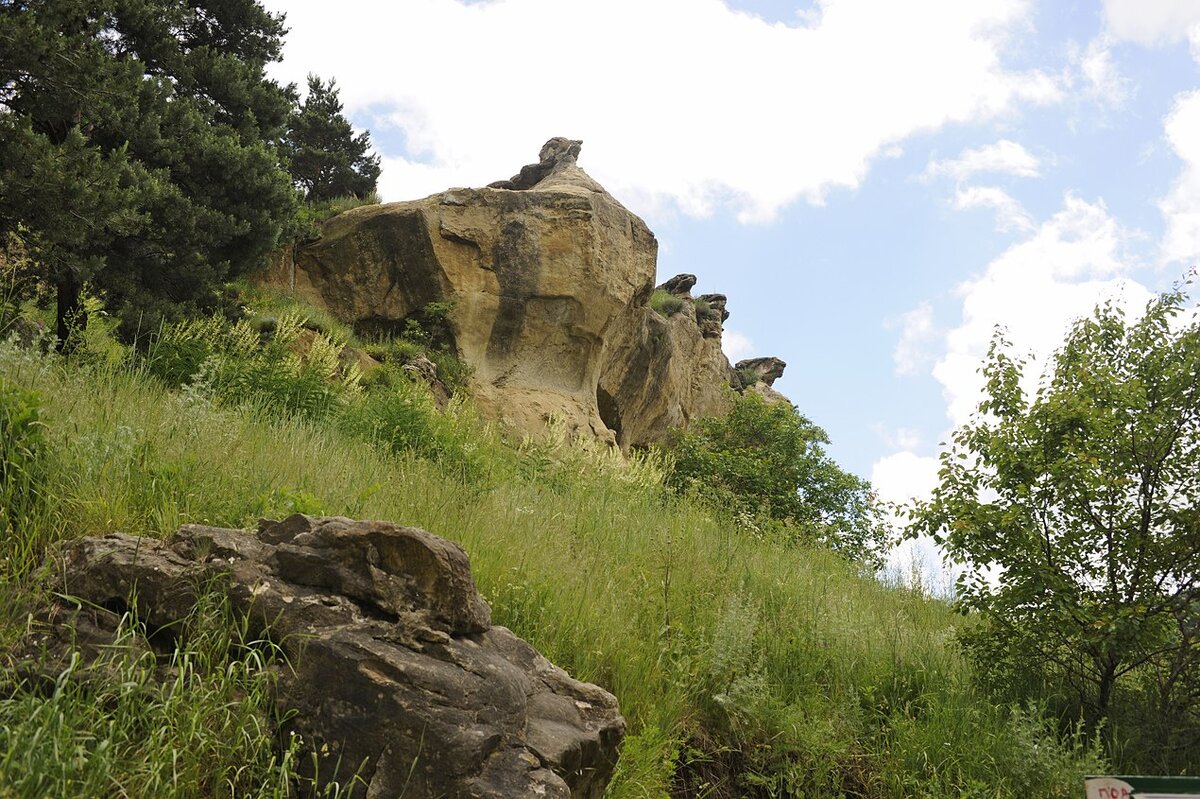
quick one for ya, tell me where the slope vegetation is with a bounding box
[0,302,1101,798]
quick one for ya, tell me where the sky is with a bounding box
[262,0,1200,577]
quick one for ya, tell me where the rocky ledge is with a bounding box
[17,516,624,798]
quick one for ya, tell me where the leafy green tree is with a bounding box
[909,288,1200,767]
[666,392,888,568]
[285,75,381,203]
[0,0,297,347]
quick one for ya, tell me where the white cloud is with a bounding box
[892,302,937,376]
[1070,36,1131,108]
[1102,0,1200,47]
[953,185,1035,232]
[924,139,1042,182]
[872,450,940,506]
[265,0,1059,223]
[932,194,1153,427]
[871,451,949,591]
[1160,90,1200,265]
[722,329,756,362]
[873,425,923,451]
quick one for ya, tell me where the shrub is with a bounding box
[289,191,382,242]
[663,392,888,568]
[735,365,759,388]
[361,337,424,366]
[337,370,488,482]
[650,289,686,317]
[234,283,356,343]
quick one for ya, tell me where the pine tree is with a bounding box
[0,0,298,347]
[286,75,381,203]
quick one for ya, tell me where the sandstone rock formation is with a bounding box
[20,516,625,799]
[736,357,792,406]
[657,273,697,295]
[487,137,588,191]
[736,356,787,387]
[695,293,729,339]
[257,139,789,448]
[258,138,656,445]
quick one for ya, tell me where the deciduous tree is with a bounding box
[909,288,1200,769]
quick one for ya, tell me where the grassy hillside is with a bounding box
[0,300,1103,798]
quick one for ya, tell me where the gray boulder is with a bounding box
[21,516,625,799]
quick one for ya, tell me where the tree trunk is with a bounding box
[1092,659,1118,734]
[55,271,86,353]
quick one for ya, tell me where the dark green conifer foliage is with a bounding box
[285,75,381,202]
[0,0,297,347]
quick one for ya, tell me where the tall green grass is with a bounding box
[0,588,356,798]
[0,332,1105,797]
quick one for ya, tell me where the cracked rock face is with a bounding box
[24,516,625,799]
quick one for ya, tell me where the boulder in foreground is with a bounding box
[20,515,625,799]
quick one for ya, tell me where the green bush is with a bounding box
[289,192,381,243]
[650,289,687,317]
[735,365,760,388]
[361,337,424,366]
[234,282,356,344]
[663,392,889,568]
[359,335,472,397]
[337,371,488,482]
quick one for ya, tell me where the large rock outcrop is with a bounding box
[19,516,625,799]
[258,139,787,448]
[262,139,654,445]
